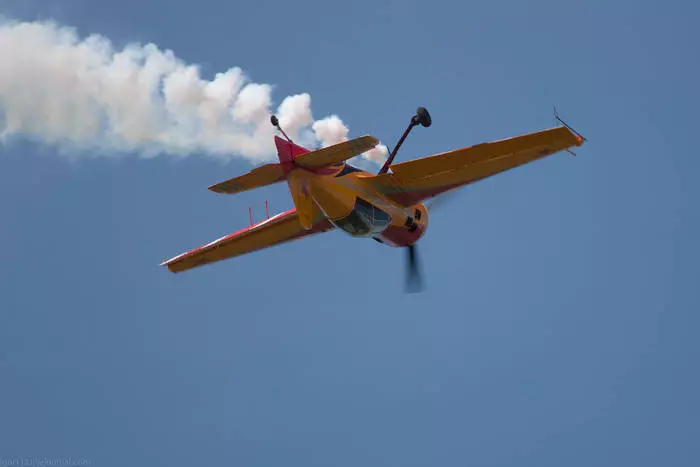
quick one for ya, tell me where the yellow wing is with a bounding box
[366,126,584,207]
[161,207,333,273]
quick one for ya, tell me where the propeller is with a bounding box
[405,244,423,293]
[403,190,460,293]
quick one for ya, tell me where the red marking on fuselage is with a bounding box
[303,164,344,176]
[275,136,309,175]
[375,223,427,247]
[274,137,347,177]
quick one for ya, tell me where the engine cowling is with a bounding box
[374,204,428,247]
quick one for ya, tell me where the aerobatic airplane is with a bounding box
[161,107,585,291]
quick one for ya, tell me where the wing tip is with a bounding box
[159,260,175,273]
[207,183,231,194]
[160,262,185,274]
[160,253,186,272]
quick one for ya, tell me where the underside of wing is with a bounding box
[366,126,583,207]
[208,163,286,194]
[161,207,333,273]
[294,136,379,167]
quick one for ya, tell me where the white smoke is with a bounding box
[312,115,348,148]
[0,18,388,164]
[312,114,388,164]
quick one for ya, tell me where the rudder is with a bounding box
[274,136,309,165]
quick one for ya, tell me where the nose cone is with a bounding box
[375,204,429,247]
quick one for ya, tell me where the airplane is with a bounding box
[161,107,585,291]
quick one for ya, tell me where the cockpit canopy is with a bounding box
[330,197,392,237]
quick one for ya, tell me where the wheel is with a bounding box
[415,107,432,127]
[270,115,279,127]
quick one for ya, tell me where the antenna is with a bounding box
[553,106,587,142]
[270,115,293,143]
[553,106,586,157]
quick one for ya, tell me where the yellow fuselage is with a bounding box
[288,163,428,247]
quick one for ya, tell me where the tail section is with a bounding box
[208,163,285,194]
[272,136,316,229]
[287,170,315,229]
[276,135,378,229]
[209,136,310,195]
[274,136,309,165]
[211,133,379,228]
[274,135,379,167]
[294,136,378,167]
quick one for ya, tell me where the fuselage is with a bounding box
[290,162,428,247]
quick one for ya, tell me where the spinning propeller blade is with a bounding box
[405,244,423,293]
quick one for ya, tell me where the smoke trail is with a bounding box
[0,18,388,163]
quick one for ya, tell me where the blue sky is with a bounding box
[1,0,699,466]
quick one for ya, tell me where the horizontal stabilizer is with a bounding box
[294,136,379,167]
[208,163,285,194]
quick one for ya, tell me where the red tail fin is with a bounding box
[274,136,309,165]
